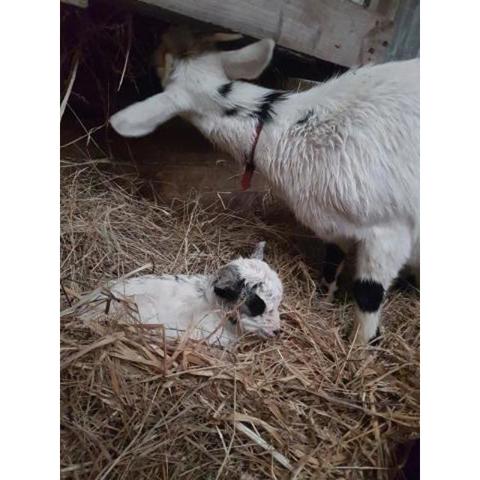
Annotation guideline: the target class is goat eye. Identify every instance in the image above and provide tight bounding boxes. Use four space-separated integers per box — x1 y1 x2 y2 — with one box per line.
245 294 266 317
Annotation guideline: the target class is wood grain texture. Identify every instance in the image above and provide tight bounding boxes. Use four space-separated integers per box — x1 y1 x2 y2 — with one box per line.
61 0 88 8
133 0 397 66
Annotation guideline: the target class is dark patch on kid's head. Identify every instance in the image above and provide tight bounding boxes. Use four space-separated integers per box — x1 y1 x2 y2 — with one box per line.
213 265 245 302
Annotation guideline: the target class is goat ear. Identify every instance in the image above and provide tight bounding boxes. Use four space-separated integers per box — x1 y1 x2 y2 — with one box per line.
213 265 244 302
251 241 266 260
220 39 275 80
109 92 181 137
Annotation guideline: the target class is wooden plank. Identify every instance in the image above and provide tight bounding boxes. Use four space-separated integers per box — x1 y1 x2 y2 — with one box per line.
61 0 88 7
133 0 397 66
385 0 419 62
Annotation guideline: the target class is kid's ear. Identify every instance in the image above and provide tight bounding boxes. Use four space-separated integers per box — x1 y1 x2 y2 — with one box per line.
109 92 180 137
250 241 266 261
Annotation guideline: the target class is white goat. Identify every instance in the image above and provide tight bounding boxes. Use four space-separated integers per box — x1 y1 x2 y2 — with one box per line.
83 242 283 347
110 29 419 344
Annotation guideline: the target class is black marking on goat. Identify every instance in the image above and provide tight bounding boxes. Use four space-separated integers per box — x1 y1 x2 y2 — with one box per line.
244 293 266 317
224 107 240 116
251 91 289 123
214 282 244 302
218 82 234 97
296 109 315 126
353 279 384 312
213 265 245 302
323 243 345 284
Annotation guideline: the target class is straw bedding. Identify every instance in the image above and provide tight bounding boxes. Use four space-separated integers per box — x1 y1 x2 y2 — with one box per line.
60 162 419 480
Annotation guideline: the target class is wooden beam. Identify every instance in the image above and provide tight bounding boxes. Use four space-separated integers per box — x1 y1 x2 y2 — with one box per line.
61 0 88 8
132 0 397 66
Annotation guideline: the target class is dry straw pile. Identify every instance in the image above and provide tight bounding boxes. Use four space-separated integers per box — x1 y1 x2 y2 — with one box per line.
60 162 419 480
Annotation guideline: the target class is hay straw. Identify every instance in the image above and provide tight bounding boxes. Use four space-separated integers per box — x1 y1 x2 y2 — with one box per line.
234 422 292 471
60 162 419 479
60 52 79 120
117 15 133 92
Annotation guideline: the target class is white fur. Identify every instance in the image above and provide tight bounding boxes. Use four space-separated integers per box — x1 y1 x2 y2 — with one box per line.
110 39 419 344
83 247 283 348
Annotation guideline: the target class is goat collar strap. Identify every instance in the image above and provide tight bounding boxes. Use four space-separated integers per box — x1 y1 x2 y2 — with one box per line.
241 121 264 191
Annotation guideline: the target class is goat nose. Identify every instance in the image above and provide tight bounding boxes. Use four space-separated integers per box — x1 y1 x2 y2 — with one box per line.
273 329 281 336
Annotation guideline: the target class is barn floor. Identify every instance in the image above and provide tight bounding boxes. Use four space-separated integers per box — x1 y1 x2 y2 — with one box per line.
60 116 420 479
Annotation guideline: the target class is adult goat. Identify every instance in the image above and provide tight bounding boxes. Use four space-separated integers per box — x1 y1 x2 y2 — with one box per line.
110 28 419 344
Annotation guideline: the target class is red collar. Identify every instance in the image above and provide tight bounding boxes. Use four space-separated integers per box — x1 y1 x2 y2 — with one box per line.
241 121 264 191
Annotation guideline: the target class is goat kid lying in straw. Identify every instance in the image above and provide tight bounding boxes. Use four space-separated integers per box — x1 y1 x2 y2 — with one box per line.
110 28 420 345
83 242 283 347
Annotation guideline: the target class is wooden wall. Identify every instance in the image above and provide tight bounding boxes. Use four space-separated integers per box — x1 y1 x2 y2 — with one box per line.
130 0 399 66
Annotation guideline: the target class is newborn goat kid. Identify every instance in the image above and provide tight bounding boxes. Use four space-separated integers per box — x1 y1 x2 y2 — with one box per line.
110 29 419 344
87 242 283 347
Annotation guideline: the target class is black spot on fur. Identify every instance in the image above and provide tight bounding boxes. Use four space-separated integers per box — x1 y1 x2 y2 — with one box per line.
224 107 240 116
214 283 243 302
323 243 345 284
213 265 245 302
353 279 384 312
218 82 234 97
252 91 288 122
244 294 266 317
296 109 315 125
